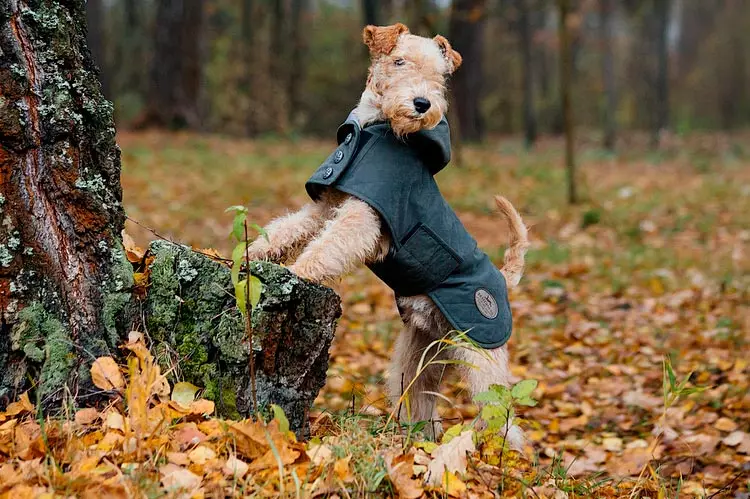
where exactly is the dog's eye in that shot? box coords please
[394,58,406,66]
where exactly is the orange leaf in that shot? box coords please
[90,357,125,391]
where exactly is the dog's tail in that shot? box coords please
[495,196,529,287]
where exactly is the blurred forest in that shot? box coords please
[87,0,750,145]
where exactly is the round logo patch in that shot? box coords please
[474,288,499,319]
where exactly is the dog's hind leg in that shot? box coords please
[387,324,444,438]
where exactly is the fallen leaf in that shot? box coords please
[602,437,623,452]
[105,411,125,432]
[160,463,202,492]
[173,424,208,449]
[223,456,249,478]
[171,382,200,408]
[721,431,745,447]
[442,470,467,497]
[333,455,352,482]
[188,399,215,416]
[75,408,100,425]
[90,357,125,391]
[714,417,737,432]
[167,452,190,466]
[385,452,423,499]
[307,443,333,466]
[5,392,34,417]
[187,445,216,465]
[426,430,475,486]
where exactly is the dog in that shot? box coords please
[247,23,529,447]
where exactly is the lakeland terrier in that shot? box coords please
[247,23,529,445]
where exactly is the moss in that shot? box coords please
[13,303,73,401]
[146,241,180,341]
[203,375,240,420]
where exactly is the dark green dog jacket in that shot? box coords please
[305,114,512,348]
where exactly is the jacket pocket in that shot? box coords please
[389,223,462,295]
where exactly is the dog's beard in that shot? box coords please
[380,86,446,138]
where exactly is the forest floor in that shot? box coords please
[2,130,749,497]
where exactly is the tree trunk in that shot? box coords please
[122,0,144,96]
[600,0,617,151]
[0,1,341,438]
[558,0,577,204]
[517,0,537,148]
[0,0,129,408]
[86,0,110,99]
[362,0,380,26]
[450,0,488,142]
[143,0,205,129]
[652,0,670,147]
[270,0,288,133]
[288,0,312,129]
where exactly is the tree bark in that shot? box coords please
[270,0,288,133]
[0,0,341,438]
[0,0,129,408]
[450,0,488,142]
[600,0,617,151]
[142,243,340,437]
[517,0,537,148]
[558,0,577,204]
[143,0,205,129]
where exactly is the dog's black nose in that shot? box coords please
[413,97,431,114]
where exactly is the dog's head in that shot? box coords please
[359,23,462,137]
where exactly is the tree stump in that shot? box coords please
[142,241,341,437]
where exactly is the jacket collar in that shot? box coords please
[336,111,452,176]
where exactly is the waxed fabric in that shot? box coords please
[305,115,512,348]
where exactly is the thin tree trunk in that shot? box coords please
[600,0,617,151]
[450,0,488,142]
[288,0,312,128]
[0,1,130,408]
[517,0,537,148]
[144,0,205,129]
[653,0,670,147]
[123,0,144,95]
[86,0,110,98]
[558,0,577,204]
[362,0,380,26]
[270,0,288,133]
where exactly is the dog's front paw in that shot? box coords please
[288,262,325,284]
[246,239,283,263]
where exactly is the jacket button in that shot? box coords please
[344,133,353,145]
[334,150,344,163]
[323,167,333,179]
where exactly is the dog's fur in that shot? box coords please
[247,24,529,447]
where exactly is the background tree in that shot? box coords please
[600,0,617,150]
[142,0,205,129]
[558,0,577,204]
[362,0,380,26]
[86,0,110,97]
[450,0,488,142]
[288,0,313,128]
[653,0,670,147]
[517,0,537,148]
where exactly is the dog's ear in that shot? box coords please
[434,35,463,74]
[363,23,409,56]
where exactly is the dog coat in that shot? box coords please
[305,113,512,348]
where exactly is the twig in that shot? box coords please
[706,469,747,499]
[244,220,257,413]
[126,215,233,263]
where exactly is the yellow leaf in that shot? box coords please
[442,470,466,497]
[187,445,216,465]
[90,357,125,391]
[188,399,215,416]
[171,382,200,408]
[333,456,352,482]
[223,456,249,478]
[4,392,34,417]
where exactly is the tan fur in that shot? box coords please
[248,25,529,443]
